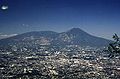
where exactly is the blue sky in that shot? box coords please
[0,0,120,39]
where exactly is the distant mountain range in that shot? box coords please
[0,28,112,48]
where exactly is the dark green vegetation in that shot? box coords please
[108,34,120,58]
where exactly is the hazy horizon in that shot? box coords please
[0,27,115,40]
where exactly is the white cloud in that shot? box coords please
[0,33,17,39]
[1,5,8,10]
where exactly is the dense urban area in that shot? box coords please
[0,44,120,79]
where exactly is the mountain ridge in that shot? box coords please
[0,28,112,47]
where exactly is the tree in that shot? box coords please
[108,34,120,58]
